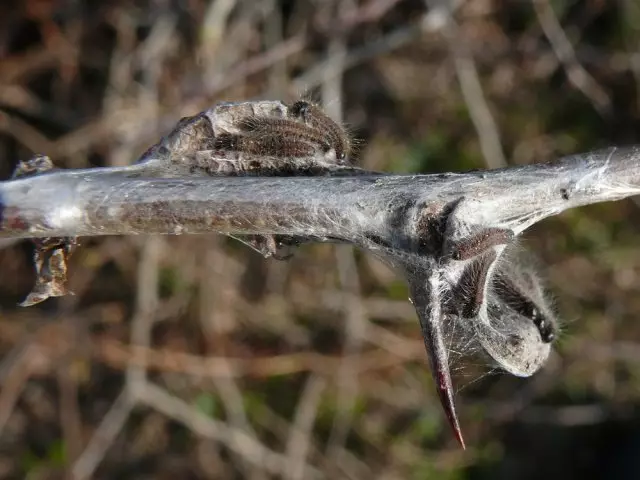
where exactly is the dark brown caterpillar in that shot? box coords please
[492,264,557,343]
[209,101,357,259]
[213,100,352,164]
[289,100,351,162]
[214,133,316,158]
[237,116,332,154]
[454,249,498,319]
[448,239,558,345]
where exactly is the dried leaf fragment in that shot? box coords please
[11,155,78,306]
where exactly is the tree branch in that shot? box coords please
[1,145,638,242]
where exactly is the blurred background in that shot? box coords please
[1,0,640,478]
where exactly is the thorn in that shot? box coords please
[433,364,466,449]
[412,284,466,449]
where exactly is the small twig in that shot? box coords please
[533,0,611,115]
[126,236,163,393]
[71,391,134,480]
[207,35,306,95]
[622,0,640,113]
[426,0,507,169]
[0,110,55,153]
[200,245,254,431]
[0,345,33,434]
[199,243,263,477]
[72,233,163,478]
[94,338,426,379]
[199,0,238,69]
[134,382,322,478]
[285,375,327,480]
[57,362,84,467]
[293,0,464,92]
[264,0,287,98]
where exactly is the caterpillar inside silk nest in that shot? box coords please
[148,99,560,448]
[443,241,557,377]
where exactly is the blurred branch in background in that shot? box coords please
[425,0,506,169]
[532,0,611,116]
